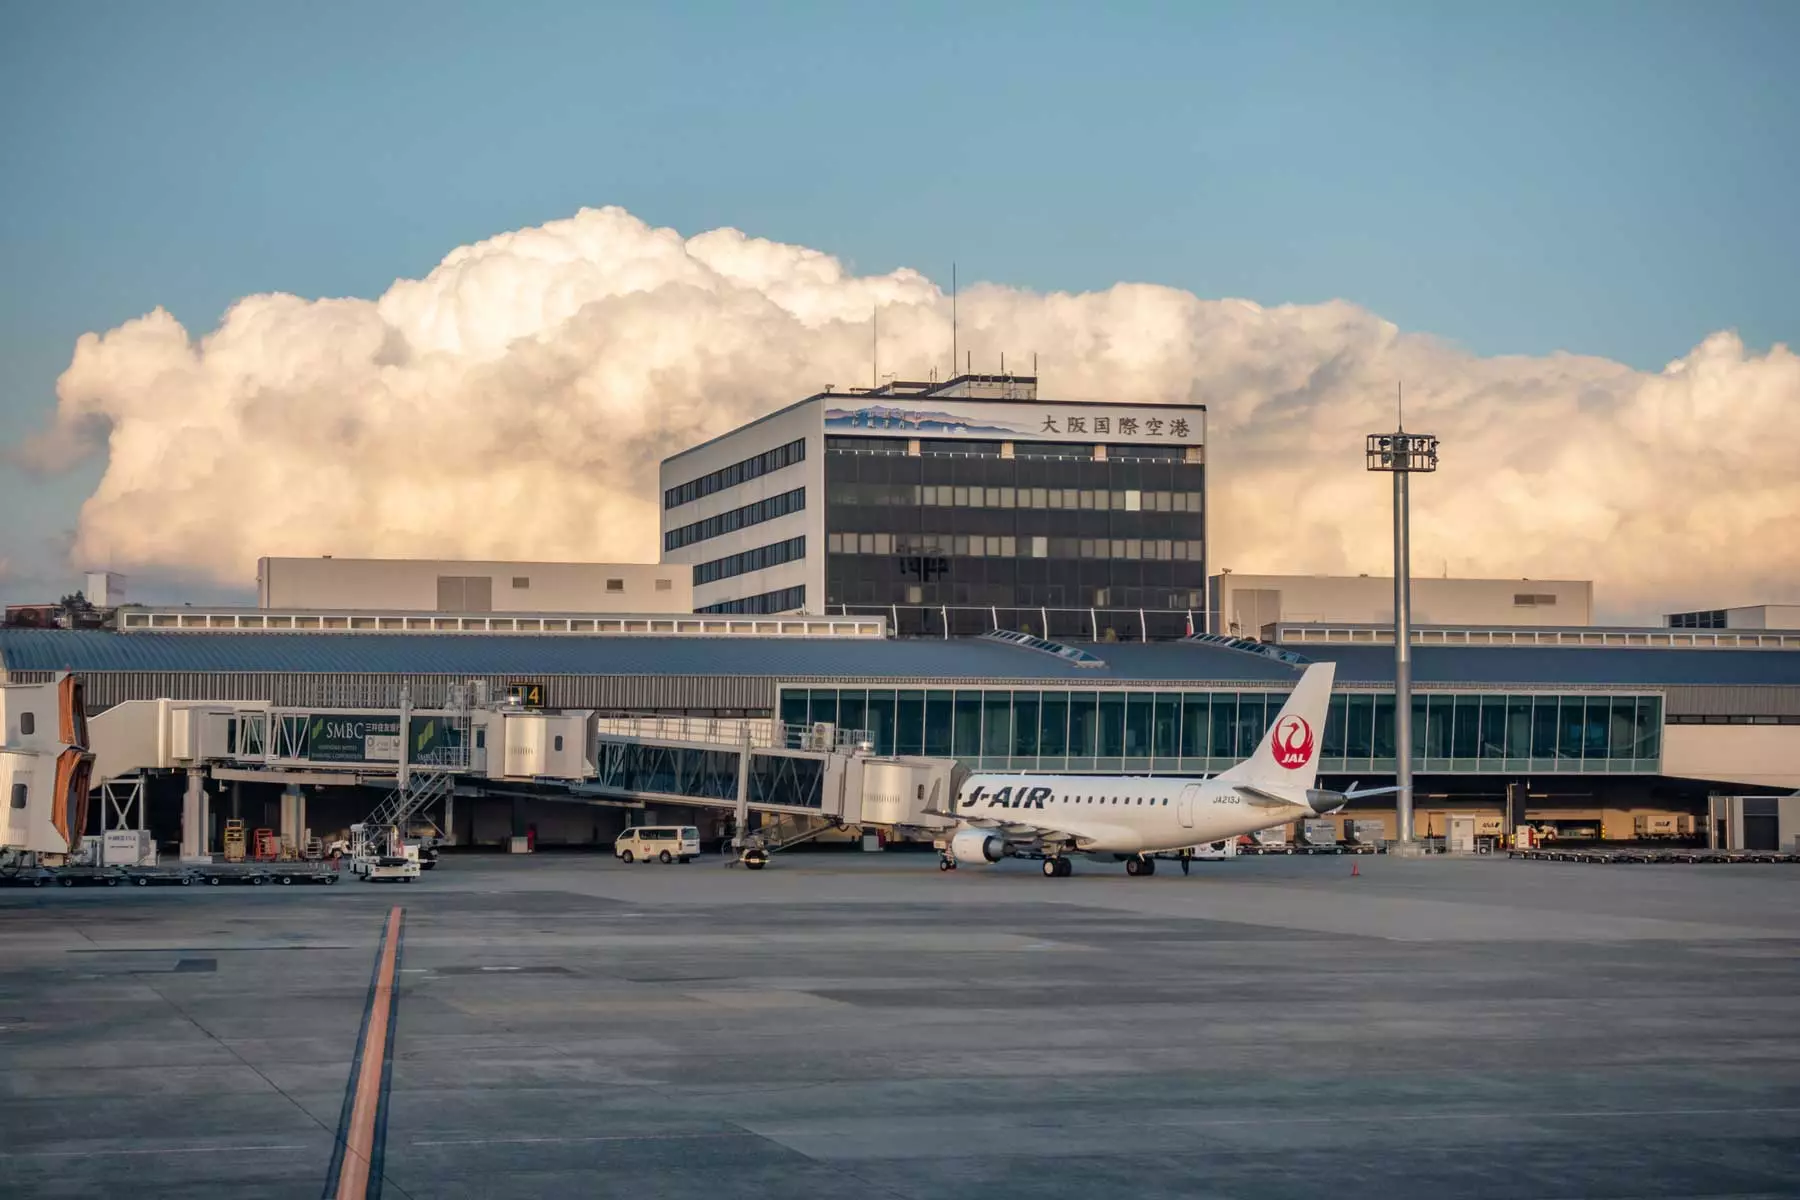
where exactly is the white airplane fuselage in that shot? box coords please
[953,773,1300,855]
[937,660,1346,871]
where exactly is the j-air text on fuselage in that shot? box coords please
[933,661,1399,878]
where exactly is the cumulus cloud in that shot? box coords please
[26,205,1800,619]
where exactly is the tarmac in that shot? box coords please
[3,850,1798,1199]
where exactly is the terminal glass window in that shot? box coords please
[982,693,1012,757]
[924,691,953,757]
[1371,696,1395,760]
[1039,693,1068,756]
[775,687,1662,774]
[1098,693,1126,757]
[1069,692,1098,758]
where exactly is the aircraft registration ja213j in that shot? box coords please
[930,661,1397,877]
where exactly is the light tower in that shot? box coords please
[1366,417,1438,848]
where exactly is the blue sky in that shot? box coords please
[1,0,1796,601]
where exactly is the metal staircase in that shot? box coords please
[744,812,842,854]
[364,683,473,841]
[366,769,455,839]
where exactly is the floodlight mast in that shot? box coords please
[1365,424,1439,847]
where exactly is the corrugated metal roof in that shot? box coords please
[2,629,1796,687]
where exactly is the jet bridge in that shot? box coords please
[75,694,957,854]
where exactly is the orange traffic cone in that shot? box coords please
[1350,861,1360,877]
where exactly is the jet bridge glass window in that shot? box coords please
[20,712,35,736]
[9,783,25,810]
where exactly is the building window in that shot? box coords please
[512,577,530,589]
[10,783,25,810]
[655,579,673,591]
[19,712,34,736]
[696,585,806,615]
[665,487,806,552]
[606,579,625,593]
[553,735,564,752]
[1513,593,1557,607]
[919,439,1002,457]
[694,536,805,585]
[664,438,806,509]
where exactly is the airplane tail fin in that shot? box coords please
[1215,662,1336,794]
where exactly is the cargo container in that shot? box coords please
[1295,819,1340,853]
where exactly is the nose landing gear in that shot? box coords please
[1124,856,1156,877]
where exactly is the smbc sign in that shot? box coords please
[286,715,465,764]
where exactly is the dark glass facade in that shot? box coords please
[823,438,1204,634]
[781,686,1663,776]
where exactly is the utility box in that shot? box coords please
[1446,814,1478,855]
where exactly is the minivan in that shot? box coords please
[615,825,700,864]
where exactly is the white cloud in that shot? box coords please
[27,205,1800,620]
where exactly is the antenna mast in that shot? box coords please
[872,305,878,389]
[951,263,958,381]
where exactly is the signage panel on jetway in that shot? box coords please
[507,682,545,709]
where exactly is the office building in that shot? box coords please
[660,375,1207,635]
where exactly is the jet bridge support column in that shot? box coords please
[181,769,210,860]
[279,785,304,851]
[732,727,752,852]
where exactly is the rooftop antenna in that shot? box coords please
[1397,381,1404,431]
[951,262,957,382]
[1033,352,1038,377]
[1000,351,1005,375]
[871,304,878,389]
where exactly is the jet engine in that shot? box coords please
[950,828,1005,864]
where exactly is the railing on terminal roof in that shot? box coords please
[593,714,876,754]
[1271,622,1800,651]
[115,606,886,639]
[828,603,1203,643]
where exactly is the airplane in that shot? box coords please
[933,661,1398,877]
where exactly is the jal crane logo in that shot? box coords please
[1270,715,1315,770]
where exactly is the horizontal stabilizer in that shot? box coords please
[1234,785,1307,809]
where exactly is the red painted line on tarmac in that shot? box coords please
[333,905,403,1200]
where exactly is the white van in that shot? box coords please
[615,825,700,864]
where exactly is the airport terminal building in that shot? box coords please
[659,374,1208,636]
[4,614,1798,851]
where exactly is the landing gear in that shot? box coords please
[1041,857,1072,878]
[938,855,956,871]
[1124,856,1156,877]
